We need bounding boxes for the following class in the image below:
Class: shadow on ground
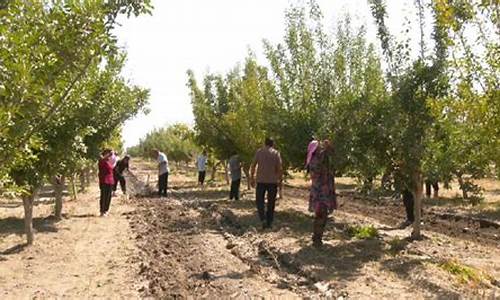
[0,216,59,238]
[381,257,460,298]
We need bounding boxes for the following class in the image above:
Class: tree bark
[70,174,78,201]
[79,170,86,192]
[22,188,40,245]
[223,160,229,185]
[54,176,65,219]
[210,161,221,181]
[243,165,251,190]
[457,175,468,199]
[411,170,424,239]
[84,167,91,187]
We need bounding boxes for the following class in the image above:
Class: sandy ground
[0,160,499,299]
[0,185,141,299]
[133,163,500,299]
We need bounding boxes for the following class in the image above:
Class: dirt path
[0,185,141,299]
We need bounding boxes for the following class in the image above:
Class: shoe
[399,220,413,228]
[261,221,268,230]
[313,239,323,248]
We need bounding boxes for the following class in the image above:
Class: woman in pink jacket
[98,149,115,216]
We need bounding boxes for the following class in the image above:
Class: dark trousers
[198,171,206,184]
[158,172,168,196]
[113,173,126,193]
[229,178,241,200]
[402,189,416,222]
[256,183,278,226]
[402,189,425,223]
[425,180,439,198]
[313,205,328,243]
[99,184,113,213]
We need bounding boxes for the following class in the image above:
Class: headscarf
[305,140,319,168]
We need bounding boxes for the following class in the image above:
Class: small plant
[387,237,407,255]
[439,260,482,285]
[347,225,379,239]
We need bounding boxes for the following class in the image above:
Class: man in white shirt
[154,149,169,197]
[196,150,208,187]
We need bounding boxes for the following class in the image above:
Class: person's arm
[126,162,133,175]
[276,153,283,183]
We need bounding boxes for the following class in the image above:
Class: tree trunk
[54,176,65,219]
[78,170,86,192]
[70,174,78,201]
[243,165,251,190]
[381,171,392,191]
[457,175,468,199]
[210,161,220,181]
[22,188,40,245]
[223,161,229,185]
[84,167,91,187]
[411,170,424,239]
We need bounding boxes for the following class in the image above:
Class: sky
[114,0,417,148]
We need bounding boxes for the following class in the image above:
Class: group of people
[148,137,337,247]
[98,149,131,217]
[100,136,423,247]
[248,137,336,246]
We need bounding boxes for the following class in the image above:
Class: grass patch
[347,225,379,239]
[387,237,408,256]
[439,260,483,285]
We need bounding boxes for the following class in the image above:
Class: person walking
[393,162,423,228]
[250,138,282,230]
[307,139,337,247]
[228,152,242,201]
[154,149,169,197]
[113,155,131,197]
[197,150,208,187]
[98,149,115,216]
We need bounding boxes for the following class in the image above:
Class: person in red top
[98,149,115,216]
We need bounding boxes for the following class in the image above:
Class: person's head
[202,150,207,156]
[322,139,333,152]
[264,137,274,148]
[152,149,159,157]
[123,155,130,162]
[305,140,319,167]
[101,149,112,159]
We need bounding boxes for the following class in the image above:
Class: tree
[188,54,276,187]
[0,0,151,244]
[127,123,198,164]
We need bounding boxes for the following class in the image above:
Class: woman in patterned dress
[306,139,337,247]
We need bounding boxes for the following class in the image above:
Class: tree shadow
[0,243,28,256]
[0,198,60,209]
[0,216,59,238]
[173,189,229,201]
[470,206,500,222]
[65,213,96,219]
[272,238,385,282]
[381,257,461,298]
[192,270,252,281]
[424,196,469,207]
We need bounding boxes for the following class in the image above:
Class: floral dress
[308,149,337,214]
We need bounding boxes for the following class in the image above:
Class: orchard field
[1,0,499,299]
[1,161,499,298]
